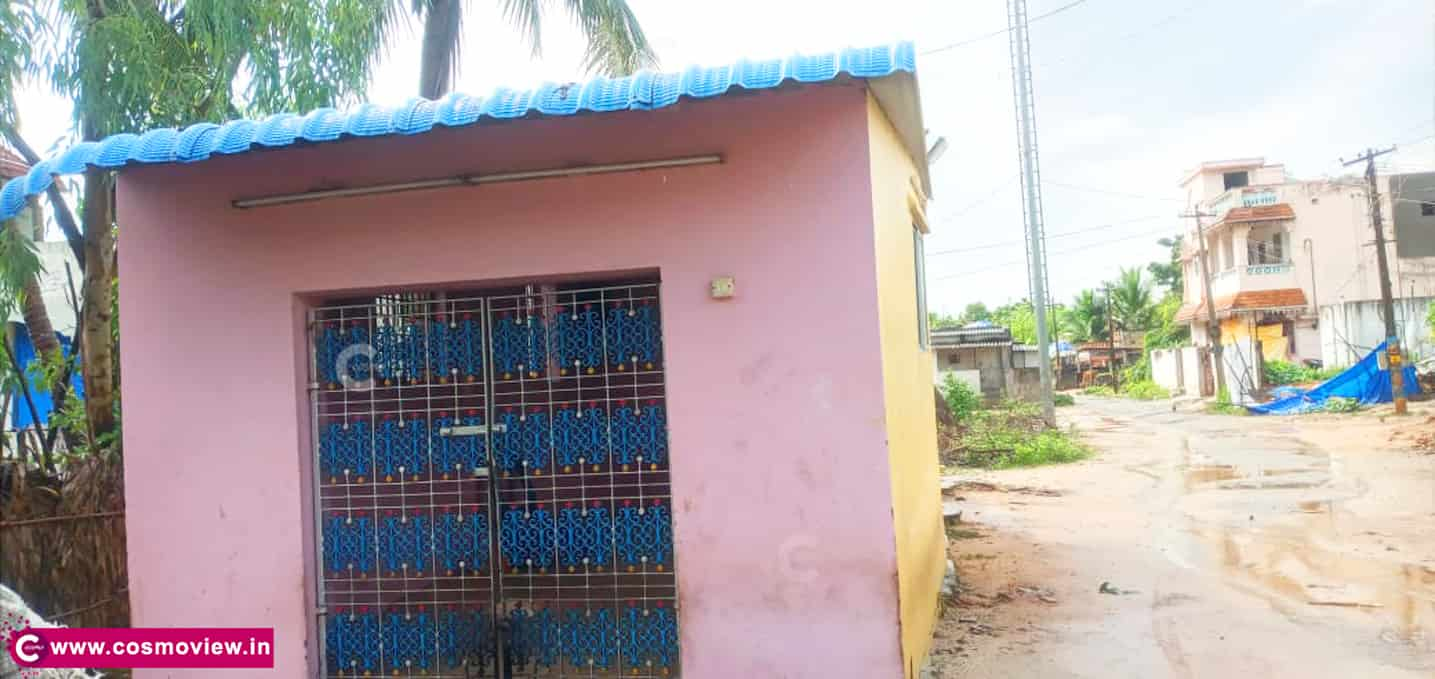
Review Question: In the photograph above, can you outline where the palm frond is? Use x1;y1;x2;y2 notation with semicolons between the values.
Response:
499;0;543;57
560;0;656;76
0;221;43;319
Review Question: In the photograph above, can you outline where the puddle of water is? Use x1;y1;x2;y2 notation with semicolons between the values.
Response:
1297;500;1331;514
1203;524;1435;663
1186;464;1239;486
1184;464;1327;491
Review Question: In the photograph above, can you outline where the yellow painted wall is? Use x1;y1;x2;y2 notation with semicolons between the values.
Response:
1221;317;1290;361
865;92;945;677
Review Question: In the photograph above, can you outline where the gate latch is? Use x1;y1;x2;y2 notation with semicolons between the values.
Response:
438;424;507;437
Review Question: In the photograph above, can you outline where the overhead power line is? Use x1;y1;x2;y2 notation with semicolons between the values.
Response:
920;0;1091;55
929;174;1021;222
929;223;1181;280
926;214;1164;256
1043;180;1182;202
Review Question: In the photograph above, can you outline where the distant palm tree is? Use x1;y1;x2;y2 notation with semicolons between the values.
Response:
1065;289;1108;342
1107;267;1155;333
413;0;657;98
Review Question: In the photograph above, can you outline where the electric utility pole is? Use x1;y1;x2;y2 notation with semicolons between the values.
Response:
1008;0;1055;425
1342;147;1406;414
1104;284;1119;391
1180;208;1227;400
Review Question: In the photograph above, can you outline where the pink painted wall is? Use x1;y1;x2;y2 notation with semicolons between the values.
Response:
117;83;905;677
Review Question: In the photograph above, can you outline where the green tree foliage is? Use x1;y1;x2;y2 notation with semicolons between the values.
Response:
5;1;408;450
1148;235;1183;295
0;2;40;125
959;302;991;325
992;300;1036;344
929;311;961;331
1107;267;1154;332
1063;289;1108;342
38;0;404;135
1143;294;1189;350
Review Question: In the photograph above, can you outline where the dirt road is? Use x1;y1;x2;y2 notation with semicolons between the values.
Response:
932;397;1435;678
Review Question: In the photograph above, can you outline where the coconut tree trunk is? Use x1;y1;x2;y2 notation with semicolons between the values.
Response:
418;0;462;99
79;168;116;439
15;199;63;363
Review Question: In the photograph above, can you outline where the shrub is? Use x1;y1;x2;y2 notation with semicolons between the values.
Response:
1265;359;1343;386
1122;356;1151;385
940;373;982;421
1083;385;1115;396
996;429;1091;468
1122;380;1170;400
1053;393;1075;407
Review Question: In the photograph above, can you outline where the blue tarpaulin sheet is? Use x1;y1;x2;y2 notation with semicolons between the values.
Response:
9;322;85;429
1246;341;1419;415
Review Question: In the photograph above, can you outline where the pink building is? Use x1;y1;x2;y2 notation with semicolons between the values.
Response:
0;43;946;678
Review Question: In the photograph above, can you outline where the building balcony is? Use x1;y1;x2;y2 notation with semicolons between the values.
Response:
1176;261;1308;322
1210;187;1282;220
1210;261;1299;298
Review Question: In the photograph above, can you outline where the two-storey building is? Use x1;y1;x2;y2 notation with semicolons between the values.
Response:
1174;158;1435;374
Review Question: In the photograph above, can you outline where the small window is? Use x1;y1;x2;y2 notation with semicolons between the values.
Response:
1223;171;1249;190
914;225;929;349
1422;201;1435;217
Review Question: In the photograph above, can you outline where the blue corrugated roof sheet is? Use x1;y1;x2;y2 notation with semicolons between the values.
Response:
0;42;916;222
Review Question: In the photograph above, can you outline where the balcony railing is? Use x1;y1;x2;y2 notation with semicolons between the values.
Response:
1210;187;1281;220
1246;262;1292;276
1210;260;1298;299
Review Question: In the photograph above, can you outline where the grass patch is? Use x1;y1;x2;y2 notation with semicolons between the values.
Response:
1321;396;1362;413
1053;392;1075;407
996;429;1091;468
1120;380;1170;400
1205;401;1248;416
1205;387;1248;415
946;527;984;540
1083;381;1169;400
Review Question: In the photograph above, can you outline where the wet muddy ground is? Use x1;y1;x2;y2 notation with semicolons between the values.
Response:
932;397;1435;678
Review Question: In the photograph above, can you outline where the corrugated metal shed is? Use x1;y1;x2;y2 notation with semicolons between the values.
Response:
931;325;1014;348
0;42;922;223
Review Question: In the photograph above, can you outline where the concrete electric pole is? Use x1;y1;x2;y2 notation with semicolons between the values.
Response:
1008;0;1056;425
1179;208;1227;401
1104;285;1119;392
1342;147;1406;414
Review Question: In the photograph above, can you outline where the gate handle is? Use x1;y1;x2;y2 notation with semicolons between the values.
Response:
439;424;507;436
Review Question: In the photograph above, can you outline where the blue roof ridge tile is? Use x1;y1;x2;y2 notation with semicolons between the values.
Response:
0;42;915;222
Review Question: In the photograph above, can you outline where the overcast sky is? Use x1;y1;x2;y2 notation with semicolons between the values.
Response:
14;0;1435;314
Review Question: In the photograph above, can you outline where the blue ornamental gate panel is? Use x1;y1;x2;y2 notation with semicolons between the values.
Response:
311;280;678;679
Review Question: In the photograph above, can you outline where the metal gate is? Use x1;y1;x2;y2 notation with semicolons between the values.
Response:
311;280;678;678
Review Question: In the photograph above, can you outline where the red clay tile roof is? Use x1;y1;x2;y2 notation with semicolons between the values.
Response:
0;145;28;180
1174;288;1308;322
1219;203;1295;224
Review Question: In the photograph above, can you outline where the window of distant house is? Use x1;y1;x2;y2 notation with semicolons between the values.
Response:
1223;171;1249;190
1422;201;1435;217
914;225;930;349
1249;230;1288;265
